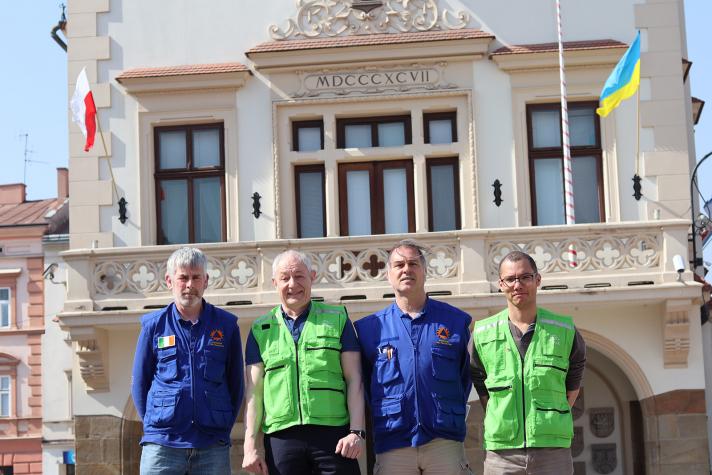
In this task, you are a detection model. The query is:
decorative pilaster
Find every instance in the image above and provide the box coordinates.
[663,300,692,368]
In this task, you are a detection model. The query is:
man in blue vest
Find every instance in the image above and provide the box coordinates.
[242,249,365,475]
[131,247,244,474]
[355,239,473,475]
[471,250,586,474]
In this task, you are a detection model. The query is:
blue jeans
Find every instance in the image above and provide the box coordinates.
[140,442,230,475]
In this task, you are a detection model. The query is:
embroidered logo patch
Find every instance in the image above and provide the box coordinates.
[436,326,450,340]
[157,335,175,348]
[208,329,224,347]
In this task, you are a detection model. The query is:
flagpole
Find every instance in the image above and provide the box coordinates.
[95,116,119,202]
[556,0,577,268]
[636,88,640,176]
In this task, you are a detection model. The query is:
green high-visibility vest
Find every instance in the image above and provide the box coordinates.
[473,307,576,450]
[251,301,350,434]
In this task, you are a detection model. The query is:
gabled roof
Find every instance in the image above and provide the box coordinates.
[247,29,494,55]
[491,39,627,56]
[0,198,59,227]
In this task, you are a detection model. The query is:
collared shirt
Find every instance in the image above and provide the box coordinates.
[470,318,586,398]
[245,303,360,365]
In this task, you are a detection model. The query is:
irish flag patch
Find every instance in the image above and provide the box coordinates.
[157,335,175,348]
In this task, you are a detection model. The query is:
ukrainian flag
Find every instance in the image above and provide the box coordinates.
[596,32,641,117]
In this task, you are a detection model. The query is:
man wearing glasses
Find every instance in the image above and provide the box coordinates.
[471,250,586,475]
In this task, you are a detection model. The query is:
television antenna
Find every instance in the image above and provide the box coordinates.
[18,133,48,185]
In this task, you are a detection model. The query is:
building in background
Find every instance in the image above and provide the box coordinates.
[58,1,707,473]
[0,169,68,475]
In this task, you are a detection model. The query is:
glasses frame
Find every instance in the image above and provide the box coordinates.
[499,272,538,288]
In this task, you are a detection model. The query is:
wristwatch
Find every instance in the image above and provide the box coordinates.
[349,429,366,439]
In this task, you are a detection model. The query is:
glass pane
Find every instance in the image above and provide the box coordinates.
[428,119,453,144]
[0,288,7,300]
[299,172,325,238]
[534,158,565,225]
[193,177,222,243]
[193,128,221,168]
[0,376,7,390]
[297,127,322,152]
[378,122,405,147]
[1,393,8,417]
[346,170,372,235]
[569,107,597,147]
[573,156,601,223]
[383,168,409,234]
[159,180,189,244]
[531,109,561,148]
[158,130,187,169]
[344,124,372,148]
[0,302,8,328]
[430,164,457,231]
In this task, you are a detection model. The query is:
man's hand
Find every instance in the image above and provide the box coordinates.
[242,448,268,475]
[335,432,363,459]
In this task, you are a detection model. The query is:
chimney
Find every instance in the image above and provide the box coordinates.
[0,184,26,204]
[57,168,69,200]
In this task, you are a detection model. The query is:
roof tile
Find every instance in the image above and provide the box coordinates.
[0,198,58,227]
[491,39,627,56]
[116,62,249,81]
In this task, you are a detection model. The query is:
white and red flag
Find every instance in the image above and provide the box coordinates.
[70,67,97,152]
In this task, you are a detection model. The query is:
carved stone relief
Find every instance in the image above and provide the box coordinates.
[270,0,470,40]
[591,443,617,474]
[571,426,584,458]
[573,462,587,475]
[589,408,615,438]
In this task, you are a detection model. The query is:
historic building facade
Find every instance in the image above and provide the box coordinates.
[59,0,706,473]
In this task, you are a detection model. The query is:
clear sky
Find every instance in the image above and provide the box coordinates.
[1,1,710,269]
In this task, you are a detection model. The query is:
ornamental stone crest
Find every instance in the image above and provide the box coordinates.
[571,426,584,458]
[589,407,615,438]
[269,0,470,40]
[591,443,617,474]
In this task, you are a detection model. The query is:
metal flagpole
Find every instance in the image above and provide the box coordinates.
[95,117,119,202]
[556,0,577,268]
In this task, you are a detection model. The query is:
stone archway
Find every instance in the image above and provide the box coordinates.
[120,396,143,475]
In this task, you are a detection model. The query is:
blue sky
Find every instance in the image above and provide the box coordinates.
[1,1,710,269]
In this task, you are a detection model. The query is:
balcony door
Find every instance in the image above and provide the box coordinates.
[338,160,415,236]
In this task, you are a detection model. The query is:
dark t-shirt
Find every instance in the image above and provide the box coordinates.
[245,304,359,365]
[470,318,586,398]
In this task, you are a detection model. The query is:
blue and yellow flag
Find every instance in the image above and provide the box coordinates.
[596,32,641,117]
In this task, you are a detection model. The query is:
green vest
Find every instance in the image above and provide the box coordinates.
[473,307,575,450]
[251,301,350,434]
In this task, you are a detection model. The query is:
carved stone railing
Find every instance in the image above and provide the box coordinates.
[60,220,690,313]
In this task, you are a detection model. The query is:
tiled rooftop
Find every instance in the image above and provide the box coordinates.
[491,39,627,55]
[116,62,249,81]
[247,29,494,55]
[0,198,61,227]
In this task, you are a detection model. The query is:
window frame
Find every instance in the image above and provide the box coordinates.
[0,374,10,418]
[336,115,412,149]
[0,287,10,329]
[292,120,324,152]
[526,101,605,226]
[294,164,327,238]
[423,111,458,144]
[153,122,227,245]
[338,159,415,236]
[426,156,461,232]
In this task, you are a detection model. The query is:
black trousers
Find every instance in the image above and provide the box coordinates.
[264,424,361,475]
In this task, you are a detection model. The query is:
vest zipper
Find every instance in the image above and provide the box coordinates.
[520,353,526,448]
[310,387,344,393]
[534,363,567,372]
[488,385,512,392]
[306,346,340,352]
[294,340,303,424]
[536,407,570,414]
[265,364,286,372]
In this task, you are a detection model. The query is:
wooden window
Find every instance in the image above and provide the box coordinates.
[295,165,326,238]
[336,115,412,148]
[424,112,457,144]
[526,102,604,225]
[292,120,324,152]
[338,160,415,236]
[0,288,9,329]
[426,157,461,231]
[0,375,9,417]
[154,123,226,244]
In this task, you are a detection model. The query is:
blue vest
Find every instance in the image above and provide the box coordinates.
[355,299,472,453]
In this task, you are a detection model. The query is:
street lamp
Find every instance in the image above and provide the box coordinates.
[690,150,712,270]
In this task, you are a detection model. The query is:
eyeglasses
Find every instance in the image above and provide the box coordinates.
[499,273,537,287]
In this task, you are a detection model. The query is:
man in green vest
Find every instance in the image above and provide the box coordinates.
[242,250,364,475]
[471,251,586,474]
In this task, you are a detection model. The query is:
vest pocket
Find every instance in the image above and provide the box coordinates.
[156,346,178,382]
[307,381,348,419]
[148,390,179,427]
[373,396,404,433]
[533,398,573,439]
[202,391,234,429]
[305,337,342,373]
[483,381,519,443]
[263,361,294,422]
[375,350,402,385]
[432,394,466,433]
[531,357,568,391]
[204,348,226,383]
[432,346,459,381]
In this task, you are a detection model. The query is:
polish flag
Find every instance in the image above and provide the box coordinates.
[70,67,97,152]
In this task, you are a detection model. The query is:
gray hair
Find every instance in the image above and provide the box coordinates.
[387,239,428,269]
[498,250,538,275]
[272,250,313,278]
[166,247,208,276]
